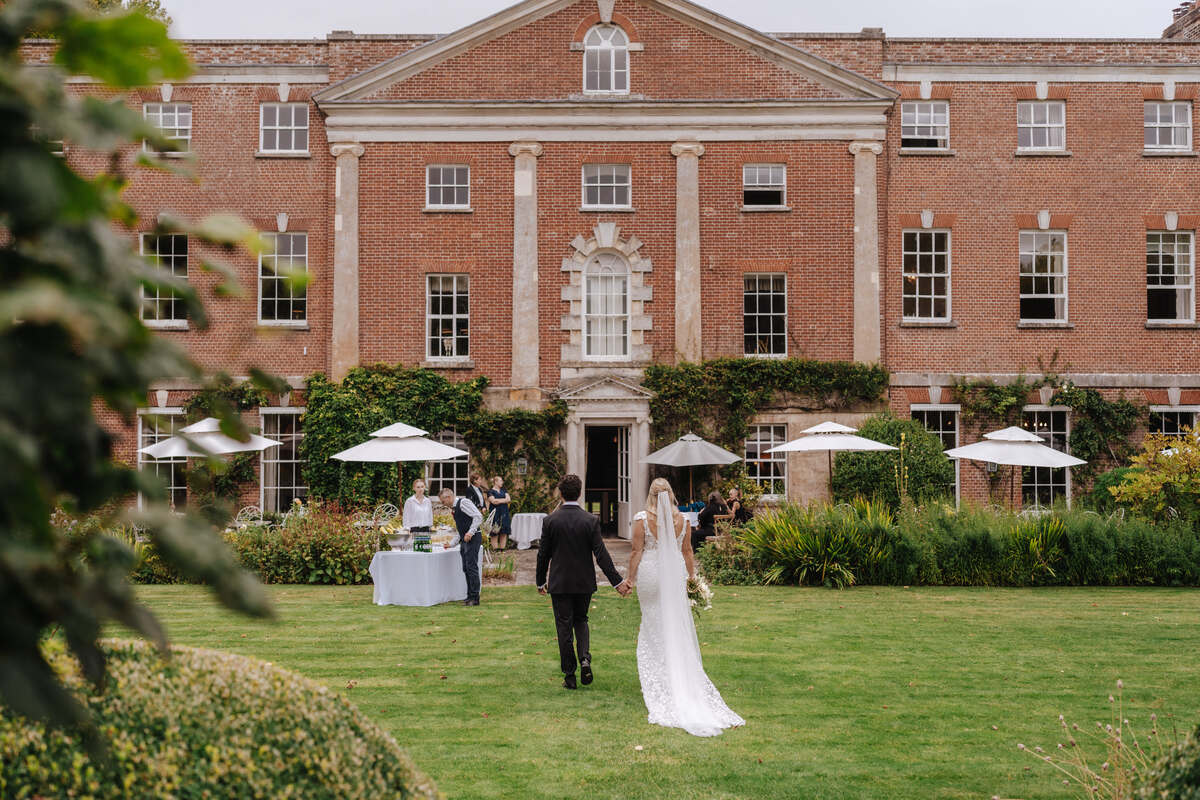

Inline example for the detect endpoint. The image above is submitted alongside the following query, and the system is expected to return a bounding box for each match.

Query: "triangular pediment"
[315,0,896,104]
[558,375,654,402]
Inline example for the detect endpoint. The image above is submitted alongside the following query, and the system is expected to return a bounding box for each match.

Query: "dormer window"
[584,25,629,94]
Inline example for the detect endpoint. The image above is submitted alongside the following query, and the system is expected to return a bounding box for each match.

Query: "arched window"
[584,252,630,358]
[583,25,629,94]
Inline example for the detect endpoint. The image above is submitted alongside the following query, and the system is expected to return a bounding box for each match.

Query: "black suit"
[536,503,623,677]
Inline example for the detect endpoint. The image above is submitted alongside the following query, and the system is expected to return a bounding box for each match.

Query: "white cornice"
[892,372,1200,388]
[315,0,897,103]
[321,100,891,142]
[48,63,329,85]
[885,62,1200,84]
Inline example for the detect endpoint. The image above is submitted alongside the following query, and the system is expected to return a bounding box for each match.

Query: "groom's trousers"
[550,592,592,675]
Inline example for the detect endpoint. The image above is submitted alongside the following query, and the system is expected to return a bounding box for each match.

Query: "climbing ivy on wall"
[643,358,890,450]
[300,366,566,513]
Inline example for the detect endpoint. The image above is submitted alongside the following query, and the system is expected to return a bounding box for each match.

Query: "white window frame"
[1017,100,1066,152]
[1145,101,1193,152]
[582,251,631,361]
[257,232,308,327]
[143,102,192,154]
[745,424,788,500]
[742,164,787,209]
[900,101,950,150]
[583,25,629,95]
[426,274,470,361]
[139,233,188,328]
[1147,231,1195,324]
[911,403,960,504]
[136,408,186,511]
[581,164,632,210]
[1021,405,1072,509]
[260,407,307,513]
[425,164,470,210]
[743,273,788,358]
[902,229,952,322]
[426,429,470,498]
[1019,230,1069,323]
[259,102,309,155]
[1148,406,1200,440]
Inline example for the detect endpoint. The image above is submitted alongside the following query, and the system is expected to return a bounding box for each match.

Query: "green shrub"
[1088,466,1140,514]
[224,504,377,585]
[696,526,771,585]
[1138,725,1200,800]
[0,638,439,799]
[832,414,955,508]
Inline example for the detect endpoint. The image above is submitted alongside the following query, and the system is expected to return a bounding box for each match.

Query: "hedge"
[0,639,440,799]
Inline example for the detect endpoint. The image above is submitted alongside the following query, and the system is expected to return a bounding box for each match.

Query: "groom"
[536,474,630,690]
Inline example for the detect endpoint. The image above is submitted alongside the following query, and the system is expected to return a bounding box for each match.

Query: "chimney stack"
[1165,1,1200,38]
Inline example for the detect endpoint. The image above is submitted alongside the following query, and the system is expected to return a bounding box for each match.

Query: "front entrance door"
[584,425,630,536]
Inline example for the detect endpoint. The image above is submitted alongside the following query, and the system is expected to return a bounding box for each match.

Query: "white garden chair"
[373,502,399,526]
[234,506,263,529]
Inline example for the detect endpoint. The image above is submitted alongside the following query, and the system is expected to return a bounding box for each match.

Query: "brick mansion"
[23,0,1200,525]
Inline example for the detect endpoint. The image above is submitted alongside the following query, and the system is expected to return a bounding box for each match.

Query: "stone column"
[634,415,650,507]
[849,141,883,364]
[508,141,543,399]
[566,415,581,478]
[330,142,365,381]
[671,140,704,364]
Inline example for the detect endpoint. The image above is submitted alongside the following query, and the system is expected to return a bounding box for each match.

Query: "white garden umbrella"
[641,433,741,501]
[765,421,898,497]
[331,422,469,492]
[138,417,281,458]
[943,425,1086,507]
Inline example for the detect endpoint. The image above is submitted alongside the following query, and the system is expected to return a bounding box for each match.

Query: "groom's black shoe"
[580,659,593,686]
[562,673,577,690]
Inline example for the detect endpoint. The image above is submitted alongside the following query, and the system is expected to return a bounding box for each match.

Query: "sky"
[166,0,1187,40]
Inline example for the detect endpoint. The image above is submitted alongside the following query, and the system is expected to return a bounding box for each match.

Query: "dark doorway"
[585,426,619,534]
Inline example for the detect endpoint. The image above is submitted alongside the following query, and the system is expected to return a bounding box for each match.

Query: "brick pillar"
[330,142,364,381]
[509,141,543,398]
[849,141,883,364]
[671,140,704,364]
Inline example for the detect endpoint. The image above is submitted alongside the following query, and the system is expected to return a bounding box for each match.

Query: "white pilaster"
[330,142,365,381]
[509,141,544,395]
[671,140,704,364]
[849,141,883,364]
[566,415,581,477]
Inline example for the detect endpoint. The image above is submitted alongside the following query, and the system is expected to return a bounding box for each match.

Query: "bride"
[625,477,745,737]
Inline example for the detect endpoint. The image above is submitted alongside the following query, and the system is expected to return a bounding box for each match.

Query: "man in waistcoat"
[439,487,483,606]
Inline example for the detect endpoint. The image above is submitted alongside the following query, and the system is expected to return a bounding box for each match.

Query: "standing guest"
[402,479,433,532]
[487,475,512,551]
[726,487,753,526]
[468,473,489,514]
[692,491,730,550]
[439,487,483,606]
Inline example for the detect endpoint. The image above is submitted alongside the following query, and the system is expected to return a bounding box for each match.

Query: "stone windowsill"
[257,322,310,331]
[421,359,476,370]
[1017,321,1074,329]
[422,206,473,214]
[567,92,646,101]
[144,320,189,331]
[580,206,635,213]
[740,205,791,213]
[898,147,956,157]
[1014,149,1072,157]
[1143,149,1198,158]
[560,359,654,369]
[1146,321,1200,329]
[255,151,311,159]
[900,319,958,328]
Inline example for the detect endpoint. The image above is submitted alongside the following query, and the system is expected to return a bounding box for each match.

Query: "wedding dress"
[634,491,745,737]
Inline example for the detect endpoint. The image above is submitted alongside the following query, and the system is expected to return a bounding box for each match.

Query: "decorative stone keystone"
[155,389,168,407]
[1166,211,1180,232]
[1037,209,1051,230]
[275,212,288,233]
[161,83,172,102]
[1168,386,1182,406]
[920,209,934,229]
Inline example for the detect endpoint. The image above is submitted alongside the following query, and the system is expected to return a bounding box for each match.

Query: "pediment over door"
[558,375,654,404]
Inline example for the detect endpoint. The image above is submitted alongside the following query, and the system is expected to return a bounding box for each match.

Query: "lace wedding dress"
[634,491,745,737]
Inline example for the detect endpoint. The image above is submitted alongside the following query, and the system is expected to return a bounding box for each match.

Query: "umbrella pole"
[827,450,833,502]
[396,462,402,503]
[689,468,694,505]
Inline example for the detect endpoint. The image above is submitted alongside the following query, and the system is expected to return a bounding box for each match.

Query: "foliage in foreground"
[704,501,1200,588]
[1138,725,1200,800]
[0,0,275,738]
[0,638,440,799]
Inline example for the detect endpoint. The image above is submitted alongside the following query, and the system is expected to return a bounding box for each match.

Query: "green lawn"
[133,585,1200,800]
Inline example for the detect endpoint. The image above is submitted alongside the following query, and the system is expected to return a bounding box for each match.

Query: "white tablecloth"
[682,511,700,529]
[512,513,547,550]
[368,547,482,607]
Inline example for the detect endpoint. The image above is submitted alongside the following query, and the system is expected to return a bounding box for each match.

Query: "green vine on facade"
[643,358,889,451]
[952,374,1038,428]
[300,366,566,513]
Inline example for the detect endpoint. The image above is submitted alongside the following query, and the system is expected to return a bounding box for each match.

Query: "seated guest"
[692,491,730,550]
[726,487,753,526]
[488,475,512,551]
[403,479,433,532]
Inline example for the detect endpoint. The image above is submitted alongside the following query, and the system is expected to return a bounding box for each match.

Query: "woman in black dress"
[692,491,730,550]
[725,487,753,526]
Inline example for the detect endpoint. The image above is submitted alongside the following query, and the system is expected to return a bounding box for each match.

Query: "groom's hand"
[538,584,547,595]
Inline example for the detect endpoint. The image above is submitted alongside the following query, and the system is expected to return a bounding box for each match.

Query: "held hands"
[538,584,547,595]
[615,579,633,597]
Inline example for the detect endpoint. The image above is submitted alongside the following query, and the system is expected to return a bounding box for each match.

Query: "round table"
[368,547,482,607]
[511,512,547,550]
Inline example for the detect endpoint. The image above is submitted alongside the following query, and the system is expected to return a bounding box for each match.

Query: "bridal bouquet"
[686,574,713,617]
